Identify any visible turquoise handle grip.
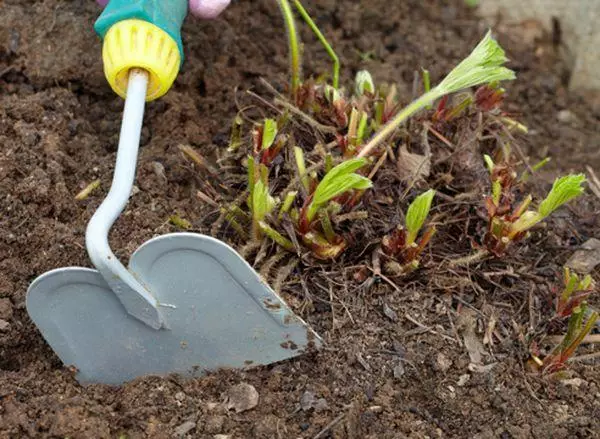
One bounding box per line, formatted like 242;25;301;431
94;0;188;64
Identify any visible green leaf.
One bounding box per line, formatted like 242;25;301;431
422;68;431;94
227;114;244;152
308;158;372;221
262;119;278;150
538;174;586;218
314;174;372;207
252;179;276;222
580;274;593;290
259;221;295;252
436;30;516;96
483;154;495;174
492;180;502;205
279;191;298;218
294;146;310;192
405;189;436;245
510;210;542;234
325;85;341;103
357;112;369;143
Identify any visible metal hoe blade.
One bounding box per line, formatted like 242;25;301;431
26;69;321;385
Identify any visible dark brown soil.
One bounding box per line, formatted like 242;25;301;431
1;1;600;438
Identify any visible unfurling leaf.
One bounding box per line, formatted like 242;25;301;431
436;30;516;96
405;189;436;245
355;70;375;96
511;174;586;235
538;174;586;218
358;30;515;159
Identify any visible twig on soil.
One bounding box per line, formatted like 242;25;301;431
178;145;218;176
404;313;460;344
313;280;356;325
196;190;219;207
528;283;536;332
273;97;337;134
328;284;337;329
273;257;299;293
75;179;101;201
546;334;600;345
426;124;454;149
448;249;490;267
585;165;600;200
246;90;284;115
568;351;600;363
366;266;402;293
313;414;346;439
446;309;463;346
518;364;543;405
367;151;387;180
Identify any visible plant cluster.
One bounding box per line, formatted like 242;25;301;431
219;0;524;264
204;0;595;374
481;152;586;256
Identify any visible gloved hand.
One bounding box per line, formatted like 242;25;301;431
96;0;231;19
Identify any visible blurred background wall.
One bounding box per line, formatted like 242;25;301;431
478;0;599;94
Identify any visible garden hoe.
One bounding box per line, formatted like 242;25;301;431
26;0;321;385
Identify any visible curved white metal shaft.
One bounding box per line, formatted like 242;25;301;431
86;69;164;330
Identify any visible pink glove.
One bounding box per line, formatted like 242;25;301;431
96;0;231;19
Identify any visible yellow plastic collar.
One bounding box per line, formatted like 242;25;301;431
102;19;181;101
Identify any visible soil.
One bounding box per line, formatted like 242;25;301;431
1;1;600;438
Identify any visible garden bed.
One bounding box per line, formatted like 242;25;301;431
1;0;599;437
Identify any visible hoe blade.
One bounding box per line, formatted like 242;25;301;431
27;233;320;385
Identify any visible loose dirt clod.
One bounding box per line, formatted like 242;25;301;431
0;319;10;332
224;383;259;413
300;390;329;412
0;298;13;320
173;421;196;437
566;238;600;273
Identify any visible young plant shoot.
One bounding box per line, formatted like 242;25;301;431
299;158;372;259
529;270;598;374
556;268;595;318
483;163;586;255
382;189;436;275
357;30;516;158
530;302;598;375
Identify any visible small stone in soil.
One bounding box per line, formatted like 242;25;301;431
224;383;259;413
300;391;329;412
393;362;405;379
557;109;578;124
561;378;585;388
565;238;600;274
383;303;398;322
435;353;452;373
457;374;470;387
0;319;9;331
204;415;225;434
0;298;13;320
173;420;196;437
